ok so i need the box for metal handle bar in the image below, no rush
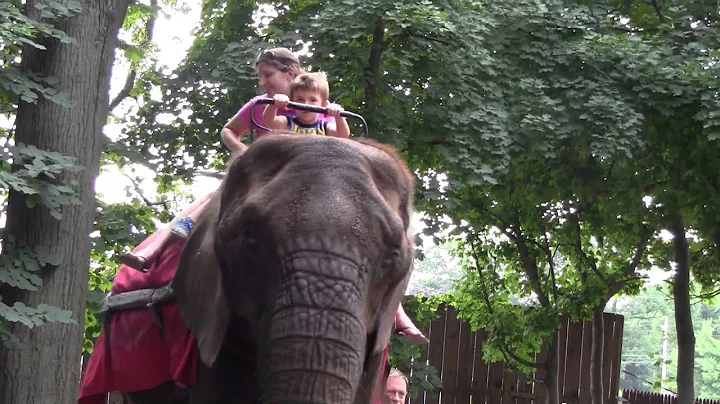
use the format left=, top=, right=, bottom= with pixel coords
left=250, top=97, right=369, bottom=137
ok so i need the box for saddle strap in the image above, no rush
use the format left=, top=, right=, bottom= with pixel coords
left=100, top=284, right=176, bottom=315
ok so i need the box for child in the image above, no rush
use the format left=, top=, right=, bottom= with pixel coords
left=263, top=72, right=351, bottom=138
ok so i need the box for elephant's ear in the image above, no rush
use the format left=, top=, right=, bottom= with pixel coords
left=171, top=195, right=228, bottom=367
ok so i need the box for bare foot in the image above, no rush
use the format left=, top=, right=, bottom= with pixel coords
left=121, top=253, right=148, bottom=273
left=396, top=326, right=430, bottom=344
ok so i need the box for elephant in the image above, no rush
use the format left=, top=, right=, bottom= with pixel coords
left=124, top=133, right=416, bottom=404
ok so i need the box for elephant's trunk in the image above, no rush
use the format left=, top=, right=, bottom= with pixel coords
left=262, top=252, right=367, bottom=404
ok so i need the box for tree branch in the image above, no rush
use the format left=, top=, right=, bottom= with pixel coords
left=602, top=228, right=653, bottom=302
left=405, top=29, right=453, bottom=45
left=570, top=211, right=613, bottom=285
left=690, top=288, right=720, bottom=300
left=120, top=172, right=168, bottom=208
left=498, top=342, right=545, bottom=369
left=513, top=212, right=550, bottom=307
left=109, top=70, right=137, bottom=110
left=109, top=0, right=158, bottom=110
left=542, top=232, right=558, bottom=303
left=649, top=0, right=665, bottom=22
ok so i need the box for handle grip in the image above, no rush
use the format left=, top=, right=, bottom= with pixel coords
left=251, top=97, right=369, bottom=137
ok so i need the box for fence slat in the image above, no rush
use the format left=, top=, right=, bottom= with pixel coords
left=609, top=315, right=624, bottom=401
left=486, top=362, right=504, bottom=404
left=471, top=331, right=489, bottom=404
left=441, top=307, right=461, bottom=404
left=602, top=313, right=616, bottom=402
left=500, top=367, right=518, bottom=404
left=533, top=341, right=548, bottom=404
left=455, top=321, right=474, bottom=404
left=557, top=317, right=569, bottom=401
left=578, top=321, right=592, bottom=404
left=426, top=306, right=448, bottom=404
left=563, top=320, right=583, bottom=404
left=411, top=320, right=433, bottom=404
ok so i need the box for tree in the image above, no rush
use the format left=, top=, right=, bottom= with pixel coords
left=0, top=1, right=130, bottom=402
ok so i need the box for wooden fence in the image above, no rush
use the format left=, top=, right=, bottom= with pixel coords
left=408, top=305, right=625, bottom=404
left=622, top=389, right=720, bottom=404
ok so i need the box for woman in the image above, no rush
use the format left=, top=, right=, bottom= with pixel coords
left=121, top=47, right=428, bottom=344
left=121, top=48, right=321, bottom=270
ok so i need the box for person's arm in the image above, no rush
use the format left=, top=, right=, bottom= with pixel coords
left=325, top=103, right=350, bottom=138
left=220, top=99, right=255, bottom=153
left=325, top=117, right=350, bottom=138
left=263, top=94, right=290, bottom=130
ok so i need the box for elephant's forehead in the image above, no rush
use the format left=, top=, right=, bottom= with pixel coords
left=250, top=134, right=401, bottom=171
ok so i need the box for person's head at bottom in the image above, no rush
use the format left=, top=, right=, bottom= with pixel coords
left=384, top=368, right=408, bottom=404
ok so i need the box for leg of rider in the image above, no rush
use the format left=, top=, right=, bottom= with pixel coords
left=395, top=302, right=428, bottom=343
left=121, top=192, right=215, bottom=270
left=168, top=189, right=218, bottom=239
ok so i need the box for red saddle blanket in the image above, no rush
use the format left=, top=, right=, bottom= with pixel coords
left=77, top=232, right=198, bottom=404
left=78, top=231, right=390, bottom=403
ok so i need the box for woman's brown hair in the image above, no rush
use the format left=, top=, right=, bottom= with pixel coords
left=255, top=47, right=304, bottom=76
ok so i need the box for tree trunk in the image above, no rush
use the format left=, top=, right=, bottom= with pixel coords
left=0, top=1, right=130, bottom=403
left=544, top=330, right=561, bottom=404
left=670, top=213, right=695, bottom=404
left=590, top=306, right=604, bottom=404
left=362, top=19, right=385, bottom=131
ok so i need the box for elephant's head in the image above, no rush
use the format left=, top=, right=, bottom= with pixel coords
left=172, top=134, right=415, bottom=404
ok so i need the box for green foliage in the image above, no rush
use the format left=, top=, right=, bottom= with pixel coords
left=0, top=143, right=83, bottom=219
left=0, top=1, right=80, bottom=111
left=0, top=236, right=61, bottom=292
left=0, top=235, right=75, bottom=344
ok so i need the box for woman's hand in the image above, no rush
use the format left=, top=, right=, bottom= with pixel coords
left=272, top=94, right=290, bottom=109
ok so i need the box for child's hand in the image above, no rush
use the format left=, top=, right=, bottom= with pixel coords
left=326, top=102, right=344, bottom=117
left=273, top=94, right=290, bottom=109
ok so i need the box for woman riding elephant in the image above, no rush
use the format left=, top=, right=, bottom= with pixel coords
left=121, top=47, right=427, bottom=345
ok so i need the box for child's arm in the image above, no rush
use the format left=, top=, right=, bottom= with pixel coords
left=326, top=117, right=350, bottom=138
left=263, top=94, right=290, bottom=130
left=325, top=103, right=351, bottom=138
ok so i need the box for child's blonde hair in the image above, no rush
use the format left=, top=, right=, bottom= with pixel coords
left=290, top=72, right=330, bottom=102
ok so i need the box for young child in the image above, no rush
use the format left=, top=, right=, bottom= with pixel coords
left=263, top=72, right=351, bottom=138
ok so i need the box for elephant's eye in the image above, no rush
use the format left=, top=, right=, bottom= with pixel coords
left=381, top=247, right=402, bottom=269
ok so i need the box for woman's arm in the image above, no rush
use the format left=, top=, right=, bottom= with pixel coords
left=220, top=101, right=254, bottom=153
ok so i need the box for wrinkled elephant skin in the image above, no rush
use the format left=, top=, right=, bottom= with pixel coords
left=132, top=134, right=416, bottom=404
